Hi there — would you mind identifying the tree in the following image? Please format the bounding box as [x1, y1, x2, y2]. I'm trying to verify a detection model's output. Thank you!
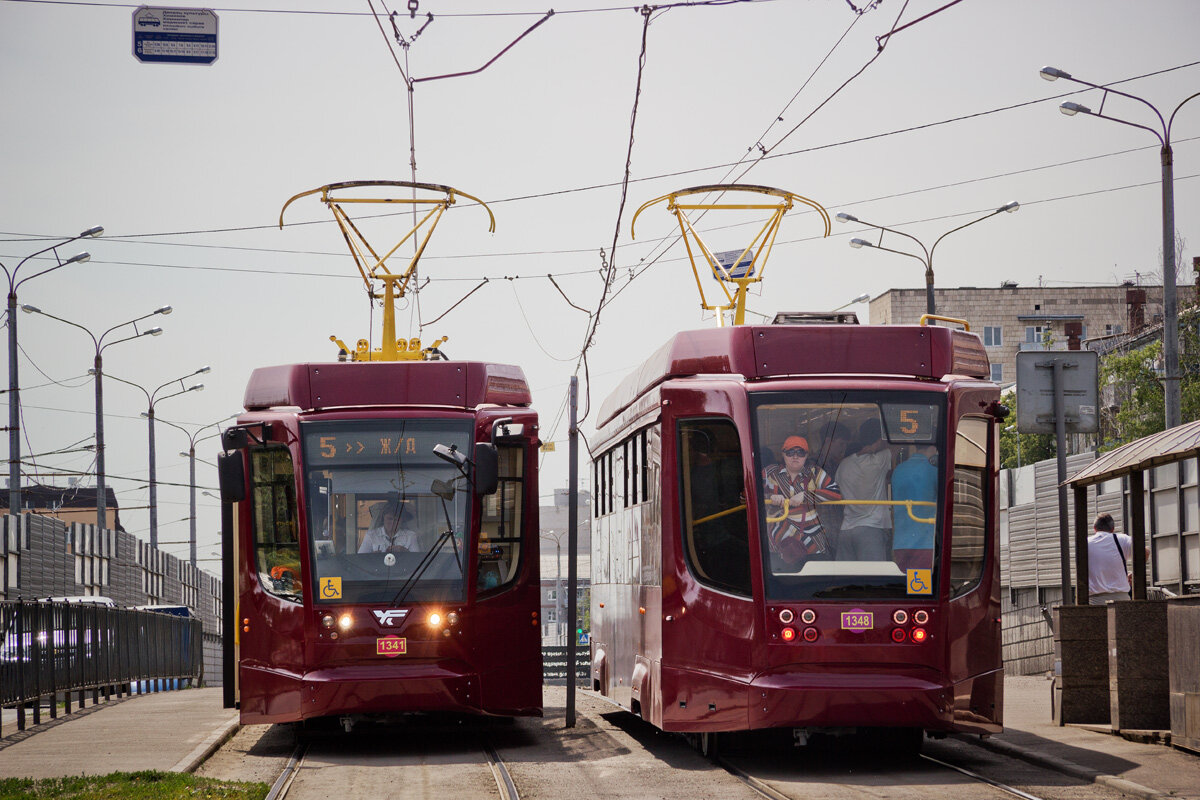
[1099, 307, 1200, 450]
[998, 392, 1056, 469]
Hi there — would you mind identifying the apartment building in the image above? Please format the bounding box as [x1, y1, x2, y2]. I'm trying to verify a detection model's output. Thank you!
[868, 283, 1169, 386]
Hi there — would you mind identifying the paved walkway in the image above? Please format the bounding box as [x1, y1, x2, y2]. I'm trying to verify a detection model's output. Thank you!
[0, 677, 1196, 798]
[0, 687, 236, 779]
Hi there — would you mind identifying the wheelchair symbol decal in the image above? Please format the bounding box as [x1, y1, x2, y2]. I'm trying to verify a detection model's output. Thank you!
[907, 569, 932, 595]
[320, 577, 343, 599]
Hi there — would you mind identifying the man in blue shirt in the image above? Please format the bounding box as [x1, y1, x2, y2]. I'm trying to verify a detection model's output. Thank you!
[891, 445, 937, 573]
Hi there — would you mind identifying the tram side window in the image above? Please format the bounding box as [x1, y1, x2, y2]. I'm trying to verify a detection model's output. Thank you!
[950, 416, 989, 597]
[679, 418, 751, 596]
[478, 445, 525, 593]
[250, 447, 303, 603]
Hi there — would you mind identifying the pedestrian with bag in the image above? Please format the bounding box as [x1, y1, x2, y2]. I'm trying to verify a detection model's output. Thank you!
[1086, 512, 1141, 604]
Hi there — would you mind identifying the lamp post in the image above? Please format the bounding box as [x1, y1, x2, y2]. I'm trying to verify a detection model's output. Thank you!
[159, 416, 231, 566]
[20, 304, 169, 530]
[832, 292, 871, 312]
[106, 367, 209, 548]
[1039, 66, 1199, 430]
[2, 225, 102, 516]
[838, 204, 1019, 316]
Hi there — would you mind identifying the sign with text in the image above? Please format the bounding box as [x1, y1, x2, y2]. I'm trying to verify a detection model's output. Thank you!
[133, 7, 218, 65]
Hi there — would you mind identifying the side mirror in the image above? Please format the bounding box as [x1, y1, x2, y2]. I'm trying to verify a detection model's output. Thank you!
[217, 452, 246, 503]
[473, 443, 499, 496]
[223, 427, 251, 450]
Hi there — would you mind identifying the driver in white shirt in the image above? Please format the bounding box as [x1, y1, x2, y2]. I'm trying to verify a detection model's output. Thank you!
[358, 499, 420, 554]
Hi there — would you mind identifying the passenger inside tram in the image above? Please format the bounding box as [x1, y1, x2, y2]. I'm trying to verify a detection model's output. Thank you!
[753, 396, 943, 599]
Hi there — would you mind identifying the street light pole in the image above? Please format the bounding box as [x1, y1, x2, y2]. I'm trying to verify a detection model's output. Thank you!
[1040, 65, 1199, 429]
[1, 226, 102, 516]
[838, 204, 1019, 316]
[108, 367, 209, 548]
[21, 304, 170, 530]
[161, 416, 232, 567]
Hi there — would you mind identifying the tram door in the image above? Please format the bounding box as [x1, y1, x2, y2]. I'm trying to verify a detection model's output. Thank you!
[236, 444, 308, 723]
[472, 441, 542, 711]
[662, 418, 756, 729]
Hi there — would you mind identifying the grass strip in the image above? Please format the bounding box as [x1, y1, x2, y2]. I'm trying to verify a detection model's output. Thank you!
[0, 770, 269, 800]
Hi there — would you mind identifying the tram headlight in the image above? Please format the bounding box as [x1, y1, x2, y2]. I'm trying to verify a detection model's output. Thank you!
[891, 628, 907, 643]
[321, 614, 335, 629]
[778, 609, 794, 625]
[914, 610, 929, 625]
[892, 610, 909, 625]
[800, 609, 817, 625]
[446, 611, 460, 626]
[802, 627, 819, 643]
[337, 613, 353, 631]
[428, 611, 443, 628]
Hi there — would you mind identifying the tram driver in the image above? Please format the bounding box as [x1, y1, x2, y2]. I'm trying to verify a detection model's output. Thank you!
[762, 435, 841, 569]
[358, 498, 420, 554]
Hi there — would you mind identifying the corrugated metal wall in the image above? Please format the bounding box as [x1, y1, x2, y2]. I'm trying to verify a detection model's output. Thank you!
[0, 513, 224, 686]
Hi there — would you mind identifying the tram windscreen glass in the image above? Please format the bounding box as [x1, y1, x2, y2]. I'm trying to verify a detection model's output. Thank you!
[751, 391, 945, 601]
[302, 420, 473, 605]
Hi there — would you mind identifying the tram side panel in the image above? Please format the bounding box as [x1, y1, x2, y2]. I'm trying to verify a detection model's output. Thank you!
[228, 426, 310, 724]
[469, 427, 543, 716]
[657, 386, 758, 733]
[943, 389, 1004, 731]
[591, 423, 663, 721]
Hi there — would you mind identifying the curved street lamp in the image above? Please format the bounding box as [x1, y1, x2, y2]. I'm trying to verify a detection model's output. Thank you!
[21, 304, 169, 530]
[1039, 65, 1199, 429]
[159, 414, 235, 566]
[108, 366, 209, 548]
[1, 225, 103, 516]
[838, 204, 1019, 317]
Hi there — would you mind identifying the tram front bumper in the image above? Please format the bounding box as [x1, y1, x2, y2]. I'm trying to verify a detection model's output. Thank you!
[302, 660, 482, 718]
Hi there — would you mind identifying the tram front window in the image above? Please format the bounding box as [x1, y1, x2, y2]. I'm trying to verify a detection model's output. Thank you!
[303, 420, 473, 604]
[752, 392, 945, 601]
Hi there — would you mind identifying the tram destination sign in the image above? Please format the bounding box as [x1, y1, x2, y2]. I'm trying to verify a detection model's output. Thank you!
[132, 6, 218, 65]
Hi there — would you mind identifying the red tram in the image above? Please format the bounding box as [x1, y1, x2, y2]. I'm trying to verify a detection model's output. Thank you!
[589, 321, 1005, 750]
[219, 360, 543, 726]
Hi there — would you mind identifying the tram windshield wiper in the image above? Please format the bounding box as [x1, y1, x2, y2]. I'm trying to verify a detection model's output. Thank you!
[388, 478, 465, 607]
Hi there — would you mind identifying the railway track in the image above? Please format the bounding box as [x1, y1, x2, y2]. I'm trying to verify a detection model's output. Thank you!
[716, 738, 1057, 800]
[265, 731, 520, 800]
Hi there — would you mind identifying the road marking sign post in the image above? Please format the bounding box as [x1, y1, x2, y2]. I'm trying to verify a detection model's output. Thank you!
[133, 7, 218, 65]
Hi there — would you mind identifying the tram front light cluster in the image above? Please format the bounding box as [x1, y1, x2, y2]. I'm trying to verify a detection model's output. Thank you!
[781, 627, 796, 642]
[427, 609, 463, 637]
[338, 613, 353, 631]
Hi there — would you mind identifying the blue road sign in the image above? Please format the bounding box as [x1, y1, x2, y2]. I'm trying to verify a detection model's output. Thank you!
[133, 7, 218, 65]
[578, 631, 590, 646]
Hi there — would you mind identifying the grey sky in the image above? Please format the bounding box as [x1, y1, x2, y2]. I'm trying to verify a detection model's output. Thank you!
[3, 0, 1198, 572]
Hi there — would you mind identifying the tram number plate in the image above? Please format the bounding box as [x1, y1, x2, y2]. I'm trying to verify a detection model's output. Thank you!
[841, 610, 873, 632]
[377, 636, 407, 657]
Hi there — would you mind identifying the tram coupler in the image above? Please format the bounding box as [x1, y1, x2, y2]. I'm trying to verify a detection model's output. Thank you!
[792, 728, 809, 747]
[340, 715, 355, 734]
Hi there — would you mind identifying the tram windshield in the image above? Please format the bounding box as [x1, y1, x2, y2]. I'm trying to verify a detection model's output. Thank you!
[302, 420, 473, 605]
[750, 391, 946, 601]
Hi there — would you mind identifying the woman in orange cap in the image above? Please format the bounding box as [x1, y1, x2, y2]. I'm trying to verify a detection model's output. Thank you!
[762, 435, 841, 567]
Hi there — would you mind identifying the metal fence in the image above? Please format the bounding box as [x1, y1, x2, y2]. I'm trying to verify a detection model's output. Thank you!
[542, 646, 589, 685]
[0, 600, 202, 731]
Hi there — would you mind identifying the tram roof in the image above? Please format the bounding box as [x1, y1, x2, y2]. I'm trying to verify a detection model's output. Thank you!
[243, 361, 532, 412]
[597, 324, 988, 428]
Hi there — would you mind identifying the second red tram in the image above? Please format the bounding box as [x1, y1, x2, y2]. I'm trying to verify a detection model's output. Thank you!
[219, 359, 542, 727]
[589, 321, 1005, 749]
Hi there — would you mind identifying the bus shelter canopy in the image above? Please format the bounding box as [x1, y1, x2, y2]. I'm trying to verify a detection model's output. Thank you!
[1066, 419, 1200, 488]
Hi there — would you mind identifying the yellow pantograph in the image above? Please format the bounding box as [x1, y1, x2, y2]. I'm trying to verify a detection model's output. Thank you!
[630, 184, 830, 326]
[279, 181, 495, 361]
